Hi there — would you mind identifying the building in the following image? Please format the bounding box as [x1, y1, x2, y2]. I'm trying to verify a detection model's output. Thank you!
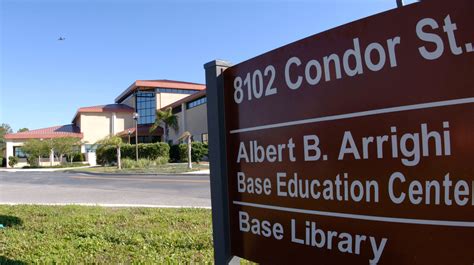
[163, 90, 208, 143]
[114, 79, 206, 144]
[4, 79, 208, 168]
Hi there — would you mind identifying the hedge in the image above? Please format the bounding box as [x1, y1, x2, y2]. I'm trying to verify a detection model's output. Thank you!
[96, 143, 170, 165]
[169, 144, 181, 162]
[179, 142, 208, 163]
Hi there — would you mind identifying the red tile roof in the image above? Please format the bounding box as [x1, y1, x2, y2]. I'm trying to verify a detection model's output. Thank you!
[72, 104, 134, 123]
[116, 124, 163, 137]
[4, 124, 83, 140]
[161, 90, 207, 110]
[115, 79, 206, 103]
[77, 104, 134, 113]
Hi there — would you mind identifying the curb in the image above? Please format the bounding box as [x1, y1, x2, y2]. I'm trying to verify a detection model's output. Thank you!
[0, 202, 211, 209]
[64, 170, 210, 177]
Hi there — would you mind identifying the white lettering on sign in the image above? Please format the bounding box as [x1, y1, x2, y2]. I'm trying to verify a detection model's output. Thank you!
[337, 122, 451, 167]
[290, 219, 388, 264]
[232, 14, 473, 105]
[233, 65, 277, 104]
[283, 36, 400, 91]
[239, 211, 284, 240]
[236, 138, 296, 163]
[388, 172, 474, 206]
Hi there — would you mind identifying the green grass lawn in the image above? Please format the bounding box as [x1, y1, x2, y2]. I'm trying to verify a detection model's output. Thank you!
[70, 162, 209, 174]
[0, 205, 214, 264]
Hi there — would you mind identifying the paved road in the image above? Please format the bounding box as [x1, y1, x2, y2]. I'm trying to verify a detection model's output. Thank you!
[0, 171, 211, 207]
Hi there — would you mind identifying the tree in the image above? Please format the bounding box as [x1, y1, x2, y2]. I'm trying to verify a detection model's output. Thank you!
[17, 128, 29, 132]
[52, 137, 81, 164]
[178, 131, 192, 169]
[21, 139, 50, 167]
[150, 107, 178, 143]
[96, 136, 123, 169]
[0, 123, 13, 153]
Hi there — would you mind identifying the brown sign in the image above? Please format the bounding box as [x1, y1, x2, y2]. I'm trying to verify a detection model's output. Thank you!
[222, 0, 474, 264]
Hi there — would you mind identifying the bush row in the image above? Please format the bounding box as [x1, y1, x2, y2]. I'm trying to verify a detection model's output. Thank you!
[178, 142, 208, 163]
[97, 143, 170, 165]
[169, 142, 208, 163]
[66, 153, 85, 162]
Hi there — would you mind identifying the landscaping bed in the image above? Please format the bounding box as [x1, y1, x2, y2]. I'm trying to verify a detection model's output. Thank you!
[71, 162, 209, 174]
[22, 162, 89, 169]
[0, 205, 213, 263]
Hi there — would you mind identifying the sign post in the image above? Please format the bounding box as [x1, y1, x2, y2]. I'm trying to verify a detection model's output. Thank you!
[204, 60, 240, 264]
[207, 0, 473, 264]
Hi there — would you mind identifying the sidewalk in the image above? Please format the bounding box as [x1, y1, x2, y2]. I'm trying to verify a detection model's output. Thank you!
[0, 166, 210, 175]
[0, 166, 93, 172]
[182, 169, 210, 175]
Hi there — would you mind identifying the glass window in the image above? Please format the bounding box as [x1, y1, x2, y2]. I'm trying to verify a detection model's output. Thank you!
[187, 96, 207, 109]
[14, 147, 27, 158]
[156, 88, 199, 94]
[136, 91, 156, 125]
[85, 144, 97, 152]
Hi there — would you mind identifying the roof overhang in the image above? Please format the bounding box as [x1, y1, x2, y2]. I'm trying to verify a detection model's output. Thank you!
[114, 80, 206, 103]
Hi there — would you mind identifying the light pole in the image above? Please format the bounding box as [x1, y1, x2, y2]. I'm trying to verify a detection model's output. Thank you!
[127, 129, 131, 144]
[133, 112, 139, 161]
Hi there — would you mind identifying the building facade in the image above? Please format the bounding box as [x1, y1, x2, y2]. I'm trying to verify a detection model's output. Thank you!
[4, 79, 209, 168]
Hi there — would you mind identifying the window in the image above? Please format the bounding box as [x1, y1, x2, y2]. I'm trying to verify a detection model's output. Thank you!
[137, 136, 161, 143]
[156, 88, 199, 94]
[14, 147, 26, 158]
[85, 144, 97, 153]
[136, 91, 156, 124]
[202, 133, 208, 144]
[187, 96, 207, 109]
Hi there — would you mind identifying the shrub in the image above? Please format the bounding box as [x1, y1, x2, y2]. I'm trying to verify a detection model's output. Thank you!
[179, 142, 208, 163]
[121, 158, 136, 169]
[8, 156, 18, 168]
[136, 158, 153, 168]
[169, 144, 180, 162]
[26, 156, 39, 167]
[121, 158, 157, 169]
[97, 143, 170, 166]
[155, 156, 168, 165]
[1, 156, 5, 167]
[66, 153, 85, 162]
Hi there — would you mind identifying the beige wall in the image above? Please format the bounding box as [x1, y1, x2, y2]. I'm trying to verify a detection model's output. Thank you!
[80, 112, 134, 144]
[5, 140, 23, 168]
[122, 94, 136, 108]
[115, 112, 134, 133]
[157, 92, 190, 109]
[185, 103, 208, 142]
[167, 103, 208, 144]
[80, 113, 112, 144]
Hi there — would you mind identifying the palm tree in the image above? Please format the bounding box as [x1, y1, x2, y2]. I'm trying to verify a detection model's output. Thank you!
[150, 107, 179, 143]
[97, 136, 123, 169]
[178, 131, 192, 169]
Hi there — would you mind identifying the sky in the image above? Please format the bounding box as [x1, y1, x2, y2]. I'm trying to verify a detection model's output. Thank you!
[0, 0, 417, 132]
